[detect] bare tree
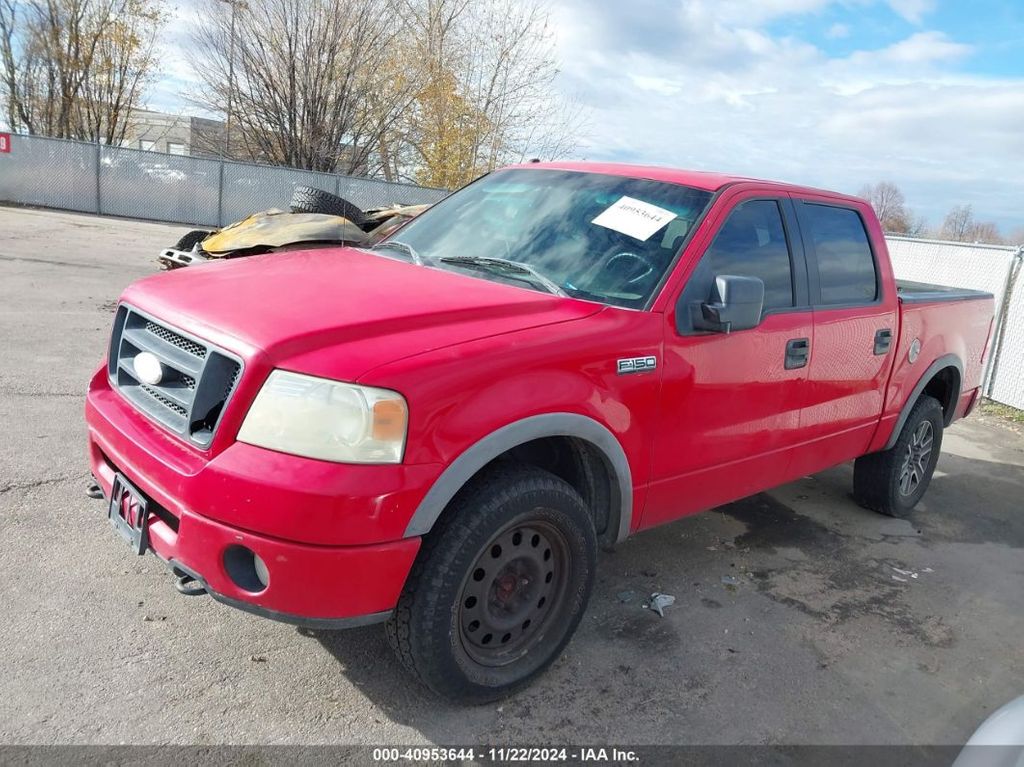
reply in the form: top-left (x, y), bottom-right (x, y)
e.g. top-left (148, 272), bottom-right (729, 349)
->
top-left (967, 221), bottom-right (1004, 245)
top-left (364, 43), bottom-right (423, 181)
top-left (858, 181), bottom-right (910, 233)
top-left (75, 0), bottom-right (163, 145)
top-left (185, 0), bottom-right (583, 182)
top-left (459, 0), bottom-right (583, 169)
top-left (0, 0), bottom-right (164, 142)
top-left (905, 213), bottom-right (930, 238)
top-left (941, 204), bottom-right (974, 242)
top-left (393, 0), bottom-right (585, 188)
top-left (391, 0), bottom-right (477, 187)
top-left (189, 0), bottom-right (418, 174)
top-left (940, 204), bottom-right (1005, 244)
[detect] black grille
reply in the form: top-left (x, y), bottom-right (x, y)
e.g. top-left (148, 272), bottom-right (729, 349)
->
top-left (140, 383), bottom-right (188, 417)
top-left (144, 321), bottom-right (207, 358)
top-left (224, 366), bottom-right (240, 397)
top-left (109, 306), bottom-right (243, 447)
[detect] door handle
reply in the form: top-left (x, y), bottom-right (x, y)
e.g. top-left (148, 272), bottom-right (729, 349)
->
top-left (785, 337), bottom-right (810, 370)
top-left (874, 328), bottom-right (893, 355)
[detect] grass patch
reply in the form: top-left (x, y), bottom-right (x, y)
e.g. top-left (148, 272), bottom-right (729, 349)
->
top-left (980, 398), bottom-right (1024, 423)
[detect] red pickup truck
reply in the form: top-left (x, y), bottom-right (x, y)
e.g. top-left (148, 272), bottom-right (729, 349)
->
top-left (87, 163), bottom-right (994, 702)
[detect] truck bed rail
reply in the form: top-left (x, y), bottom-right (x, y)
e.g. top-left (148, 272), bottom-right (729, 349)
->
top-left (896, 280), bottom-right (994, 304)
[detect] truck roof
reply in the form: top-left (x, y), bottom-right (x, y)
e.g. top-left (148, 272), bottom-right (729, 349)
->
top-left (514, 160), bottom-right (858, 201)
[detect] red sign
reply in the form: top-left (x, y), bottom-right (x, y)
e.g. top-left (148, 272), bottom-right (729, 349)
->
top-left (0, 133), bottom-right (9, 153)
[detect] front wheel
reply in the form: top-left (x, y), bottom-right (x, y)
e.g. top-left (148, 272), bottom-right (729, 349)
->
top-left (853, 394), bottom-right (944, 517)
top-left (386, 464), bottom-right (597, 703)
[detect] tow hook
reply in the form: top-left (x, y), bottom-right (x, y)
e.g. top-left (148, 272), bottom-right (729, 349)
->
top-left (173, 568), bottom-right (208, 597)
top-left (86, 479), bottom-right (104, 499)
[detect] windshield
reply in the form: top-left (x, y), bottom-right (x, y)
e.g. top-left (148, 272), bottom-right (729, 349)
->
top-left (382, 169), bottom-right (713, 309)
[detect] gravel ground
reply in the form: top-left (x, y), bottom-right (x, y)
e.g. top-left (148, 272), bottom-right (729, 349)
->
top-left (1, 205), bottom-right (1022, 746)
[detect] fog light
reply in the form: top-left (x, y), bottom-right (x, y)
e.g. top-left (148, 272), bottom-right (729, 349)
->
top-left (223, 545), bottom-right (269, 592)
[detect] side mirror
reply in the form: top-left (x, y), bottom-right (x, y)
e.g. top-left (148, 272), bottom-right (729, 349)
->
top-left (696, 275), bottom-right (764, 333)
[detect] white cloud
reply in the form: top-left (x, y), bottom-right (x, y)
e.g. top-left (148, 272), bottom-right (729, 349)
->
top-left (629, 75), bottom-right (683, 97)
top-left (826, 22), bottom-right (850, 39)
top-left (549, 0), bottom-right (1023, 228)
top-left (691, 0), bottom-right (833, 25)
top-left (887, 0), bottom-right (936, 24)
top-left (872, 31), bottom-right (972, 64)
top-left (145, 1), bottom-right (214, 115)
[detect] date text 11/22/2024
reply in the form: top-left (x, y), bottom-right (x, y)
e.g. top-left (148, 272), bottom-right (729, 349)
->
top-left (372, 747), bottom-right (639, 762)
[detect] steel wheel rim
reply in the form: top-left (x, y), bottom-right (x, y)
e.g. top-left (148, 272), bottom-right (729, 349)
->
top-left (899, 420), bottom-right (934, 496)
top-left (457, 516), bottom-right (570, 667)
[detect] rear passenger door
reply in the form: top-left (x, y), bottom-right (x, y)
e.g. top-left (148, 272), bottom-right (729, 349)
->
top-left (789, 197), bottom-right (899, 476)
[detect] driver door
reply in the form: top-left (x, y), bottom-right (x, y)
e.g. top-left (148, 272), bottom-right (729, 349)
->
top-left (642, 196), bottom-right (814, 528)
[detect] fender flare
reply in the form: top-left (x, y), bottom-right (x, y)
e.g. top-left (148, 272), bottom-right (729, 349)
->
top-left (883, 353), bottom-right (963, 450)
top-left (403, 413), bottom-right (633, 543)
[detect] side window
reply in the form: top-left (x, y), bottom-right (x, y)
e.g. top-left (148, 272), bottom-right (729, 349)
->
top-left (802, 204), bottom-right (878, 305)
top-left (694, 199), bottom-right (794, 310)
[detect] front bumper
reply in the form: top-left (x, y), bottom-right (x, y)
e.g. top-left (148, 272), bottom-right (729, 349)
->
top-left (87, 368), bottom-right (423, 625)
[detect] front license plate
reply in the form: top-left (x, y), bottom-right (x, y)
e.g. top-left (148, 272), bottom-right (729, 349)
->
top-left (108, 473), bottom-right (150, 556)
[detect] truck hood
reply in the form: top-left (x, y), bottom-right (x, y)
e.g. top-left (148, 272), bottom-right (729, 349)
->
top-left (122, 247), bottom-right (602, 380)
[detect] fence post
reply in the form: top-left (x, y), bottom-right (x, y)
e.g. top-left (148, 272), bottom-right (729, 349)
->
top-left (983, 248), bottom-right (1024, 398)
top-left (217, 161), bottom-right (225, 228)
top-left (94, 141), bottom-right (101, 215)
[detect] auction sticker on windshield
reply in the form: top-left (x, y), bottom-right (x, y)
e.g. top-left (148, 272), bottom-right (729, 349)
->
top-left (591, 195), bottom-right (677, 241)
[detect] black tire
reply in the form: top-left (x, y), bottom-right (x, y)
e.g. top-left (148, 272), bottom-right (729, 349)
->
top-left (173, 229), bottom-right (210, 251)
top-left (386, 464), bottom-right (597, 704)
top-left (289, 186), bottom-right (365, 225)
top-left (853, 395), bottom-right (944, 517)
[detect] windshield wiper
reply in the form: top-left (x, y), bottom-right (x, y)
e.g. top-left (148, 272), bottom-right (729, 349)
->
top-left (370, 240), bottom-right (423, 265)
top-left (438, 256), bottom-right (567, 297)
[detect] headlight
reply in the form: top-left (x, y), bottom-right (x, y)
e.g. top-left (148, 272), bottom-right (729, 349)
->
top-left (237, 370), bottom-right (408, 463)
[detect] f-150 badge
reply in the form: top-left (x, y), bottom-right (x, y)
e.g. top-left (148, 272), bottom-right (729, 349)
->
top-left (617, 356), bottom-right (657, 374)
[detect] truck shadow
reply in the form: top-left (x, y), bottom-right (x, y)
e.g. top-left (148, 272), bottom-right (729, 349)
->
top-left (910, 450), bottom-right (1024, 548)
top-left (300, 449), bottom-right (1024, 742)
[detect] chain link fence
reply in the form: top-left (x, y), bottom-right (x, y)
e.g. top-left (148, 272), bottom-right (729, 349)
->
top-left (887, 236), bottom-right (1024, 410)
top-left (984, 256), bottom-right (1024, 410)
top-left (0, 133), bottom-right (447, 228)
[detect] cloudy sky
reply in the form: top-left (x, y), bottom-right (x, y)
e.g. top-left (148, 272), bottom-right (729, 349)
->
top-left (152, 0), bottom-right (1024, 232)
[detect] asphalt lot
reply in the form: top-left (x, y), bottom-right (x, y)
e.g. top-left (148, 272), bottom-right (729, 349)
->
top-left (1, 204), bottom-right (1023, 746)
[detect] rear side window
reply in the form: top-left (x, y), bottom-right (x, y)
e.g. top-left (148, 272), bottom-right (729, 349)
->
top-left (694, 199), bottom-right (794, 310)
top-left (803, 204), bottom-right (878, 305)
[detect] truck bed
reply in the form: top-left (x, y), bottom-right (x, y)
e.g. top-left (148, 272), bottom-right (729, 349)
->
top-left (896, 279), bottom-right (994, 304)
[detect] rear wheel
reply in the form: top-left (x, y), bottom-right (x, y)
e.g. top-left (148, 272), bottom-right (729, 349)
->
top-left (853, 395), bottom-right (944, 517)
top-left (386, 464), bottom-right (596, 703)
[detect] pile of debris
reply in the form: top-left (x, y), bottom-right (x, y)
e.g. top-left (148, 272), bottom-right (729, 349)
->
top-left (158, 186), bottom-right (431, 270)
